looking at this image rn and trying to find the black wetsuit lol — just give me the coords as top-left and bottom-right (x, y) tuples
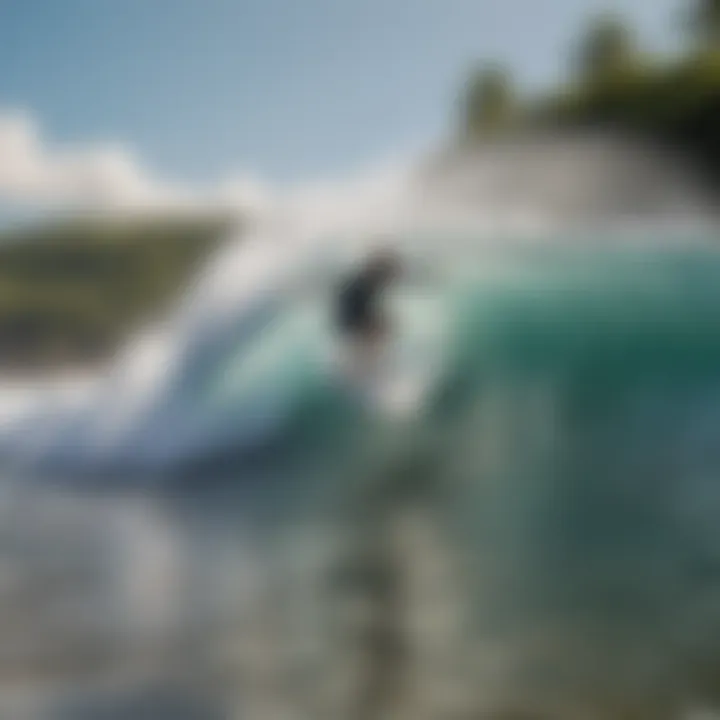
(336, 267), (386, 337)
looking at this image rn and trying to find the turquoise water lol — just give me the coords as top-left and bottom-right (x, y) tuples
(417, 247), (720, 713)
(209, 244), (720, 714)
(6, 242), (720, 717)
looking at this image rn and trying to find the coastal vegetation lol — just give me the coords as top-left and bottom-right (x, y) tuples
(460, 1), (720, 188)
(0, 215), (229, 371)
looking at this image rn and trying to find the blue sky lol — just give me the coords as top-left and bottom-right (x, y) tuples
(0, 0), (683, 186)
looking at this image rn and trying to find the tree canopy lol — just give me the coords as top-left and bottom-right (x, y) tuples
(689, 0), (720, 49)
(575, 15), (638, 84)
(461, 64), (515, 137)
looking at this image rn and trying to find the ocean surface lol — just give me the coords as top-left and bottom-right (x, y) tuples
(0, 235), (719, 718)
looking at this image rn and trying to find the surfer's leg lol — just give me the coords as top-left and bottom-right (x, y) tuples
(362, 327), (389, 377)
(342, 334), (374, 386)
(339, 318), (389, 396)
(367, 319), (392, 373)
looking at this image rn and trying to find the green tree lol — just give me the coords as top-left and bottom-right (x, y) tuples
(576, 15), (637, 83)
(461, 64), (515, 137)
(689, 0), (720, 48)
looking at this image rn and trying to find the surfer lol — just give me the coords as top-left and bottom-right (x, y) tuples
(335, 247), (401, 384)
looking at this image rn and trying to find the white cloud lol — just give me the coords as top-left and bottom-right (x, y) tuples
(0, 108), (444, 252)
(0, 109), (273, 215)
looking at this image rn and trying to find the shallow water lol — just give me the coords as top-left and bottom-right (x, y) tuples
(2, 241), (720, 718)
